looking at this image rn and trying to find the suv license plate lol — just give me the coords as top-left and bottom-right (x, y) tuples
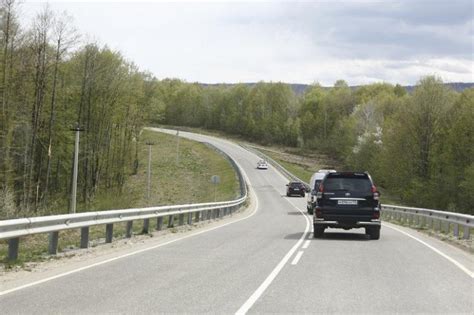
(338, 200), (358, 205)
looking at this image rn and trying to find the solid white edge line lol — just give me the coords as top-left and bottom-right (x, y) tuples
(383, 223), (474, 278)
(302, 240), (311, 249)
(235, 198), (310, 315)
(291, 251), (304, 265)
(0, 153), (260, 297)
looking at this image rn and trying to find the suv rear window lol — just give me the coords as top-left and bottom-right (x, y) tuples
(290, 182), (303, 188)
(324, 173), (372, 193)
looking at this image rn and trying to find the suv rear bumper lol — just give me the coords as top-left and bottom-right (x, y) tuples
(314, 218), (381, 227)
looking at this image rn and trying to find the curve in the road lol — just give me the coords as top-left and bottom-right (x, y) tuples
(0, 128), (472, 314)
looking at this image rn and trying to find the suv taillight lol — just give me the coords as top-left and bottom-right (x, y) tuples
(372, 185), (379, 200)
(316, 184), (324, 198)
(373, 210), (380, 219)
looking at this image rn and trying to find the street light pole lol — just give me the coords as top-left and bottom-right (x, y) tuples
(146, 141), (155, 201)
(176, 129), (180, 164)
(70, 123), (84, 214)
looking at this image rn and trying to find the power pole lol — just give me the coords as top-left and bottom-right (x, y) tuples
(70, 123), (84, 214)
(146, 141), (155, 202)
(211, 175), (220, 202)
(176, 129), (180, 164)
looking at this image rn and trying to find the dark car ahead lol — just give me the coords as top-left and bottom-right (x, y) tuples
(313, 172), (381, 239)
(286, 181), (306, 197)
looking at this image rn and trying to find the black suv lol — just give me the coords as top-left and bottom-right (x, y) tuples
(286, 181), (306, 197)
(313, 172), (381, 239)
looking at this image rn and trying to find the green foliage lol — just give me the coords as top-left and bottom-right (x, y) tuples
(1, 1), (473, 216)
(0, 4), (155, 218)
(155, 75), (472, 214)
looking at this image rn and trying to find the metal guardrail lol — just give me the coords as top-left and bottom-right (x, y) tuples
(381, 205), (473, 239)
(244, 145), (473, 240)
(0, 142), (248, 261)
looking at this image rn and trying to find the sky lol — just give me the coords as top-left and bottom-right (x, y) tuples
(20, 0), (474, 86)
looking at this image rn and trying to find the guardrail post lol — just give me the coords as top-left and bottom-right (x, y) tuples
(80, 227), (89, 248)
(195, 211), (200, 223)
(48, 231), (59, 255)
(187, 213), (193, 225)
(126, 221), (133, 238)
(106, 224), (114, 243)
(168, 215), (174, 228)
(207, 210), (211, 221)
(453, 224), (459, 238)
(8, 237), (20, 261)
(463, 226), (470, 240)
(419, 216), (425, 229)
(142, 219), (150, 234)
(157, 217), (163, 231)
(179, 213), (184, 226)
(442, 221), (450, 234)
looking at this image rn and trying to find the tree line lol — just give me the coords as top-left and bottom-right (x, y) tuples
(154, 78), (473, 215)
(0, 1), (156, 218)
(1, 0), (472, 218)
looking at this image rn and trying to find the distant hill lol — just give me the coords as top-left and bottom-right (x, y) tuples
(201, 82), (474, 95)
(403, 82), (474, 93)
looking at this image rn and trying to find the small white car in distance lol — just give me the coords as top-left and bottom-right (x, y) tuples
(257, 159), (269, 169)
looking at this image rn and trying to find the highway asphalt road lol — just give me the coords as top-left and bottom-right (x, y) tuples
(1, 128), (473, 314)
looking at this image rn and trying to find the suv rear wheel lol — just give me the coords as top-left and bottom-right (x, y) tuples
(313, 225), (325, 238)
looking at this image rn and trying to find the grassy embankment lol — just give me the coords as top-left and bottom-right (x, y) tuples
(0, 130), (239, 266)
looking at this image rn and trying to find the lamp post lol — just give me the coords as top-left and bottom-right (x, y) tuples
(70, 123), (84, 214)
(176, 129), (180, 164)
(146, 141), (155, 201)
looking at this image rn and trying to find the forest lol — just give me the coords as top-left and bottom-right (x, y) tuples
(1, 1), (473, 218)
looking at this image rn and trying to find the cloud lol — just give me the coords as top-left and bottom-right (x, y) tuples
(20, 0), (473, 85)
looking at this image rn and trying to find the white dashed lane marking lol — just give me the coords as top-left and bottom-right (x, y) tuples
(302, 240), (310, 249)
(291, 251), (304, 265)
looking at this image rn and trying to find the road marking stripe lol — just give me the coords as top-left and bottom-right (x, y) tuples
(0, 160), (260, 297)
(384, 223), (474, 278)
(291, 251), (304, 265)
(235, 199), (310, 315)
(302, 240), (311, 249)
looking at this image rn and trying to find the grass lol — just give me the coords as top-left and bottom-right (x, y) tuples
(0, 130), (239, 266)
(258, 148), (315, 183)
